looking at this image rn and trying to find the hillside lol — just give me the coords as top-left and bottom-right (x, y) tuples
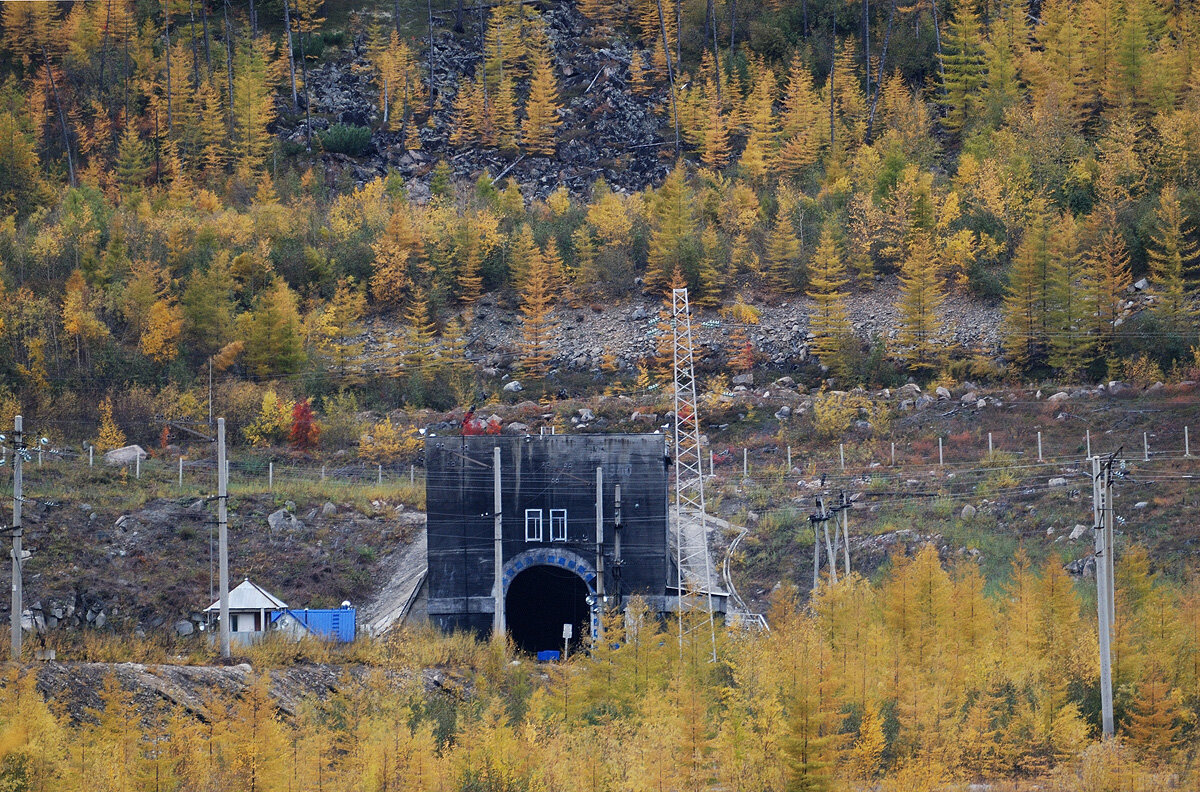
(0, 0), (1199, 787)
(15, 375), (1200, 648)
(0, 0), (1196, 442)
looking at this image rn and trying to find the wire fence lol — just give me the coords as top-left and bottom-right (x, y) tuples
(5, 415), (1197, 508)
(0, 448), (428, 501)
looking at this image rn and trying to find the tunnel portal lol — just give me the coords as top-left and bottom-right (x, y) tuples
(505, 565), (590, 655)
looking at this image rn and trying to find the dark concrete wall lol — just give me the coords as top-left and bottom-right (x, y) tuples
(425, 434), (670, 635)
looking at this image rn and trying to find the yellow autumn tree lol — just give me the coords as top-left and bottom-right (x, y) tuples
(314, 277), (367, 379)
(895, 233), (945, 372)
(519, 241), (557, 379)
(371, 202), (426, 307)
(807, 225), (855, 380)
(140, 298), (183, 363)
(522, 49), (561, 156)
(95, 396), (126, 451)
(243, 389), (296, 447)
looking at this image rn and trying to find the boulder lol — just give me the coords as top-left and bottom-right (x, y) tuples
(898, 383), (921, 395)
(1133, 501), (1149, 510)
(175, 620), (195, 637)
(960, 504), (977, 521)
(1147, 381), (1165, 393)
(774, 406), (792, 421)
(936, 386), (952, 400)
(1133, 278), (1149, 291)
(1107, 380), (1127, 394)
(267, 509), (303, 533)
(631, 306), (650, 320)
(1069, 524), (1089, 540)
(103, 445), (147, 466)
(774, 376), (796, 388)
(321, 502), (337, 516)
(1065, 556), (1097, 577)
(577, 408), (595, 422)
(631, 412), (658, 424)
(505, 422), (529, 434)
(731, 373), (754, 387)
(961, 391), (979, 404)
(503, 381), (523, 393)
(1047, 391), (1069, 404)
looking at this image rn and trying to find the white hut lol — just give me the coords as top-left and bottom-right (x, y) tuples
(204, 579), (288, 644)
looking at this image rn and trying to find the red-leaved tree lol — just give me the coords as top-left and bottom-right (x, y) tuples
(289, 399), (321, 450)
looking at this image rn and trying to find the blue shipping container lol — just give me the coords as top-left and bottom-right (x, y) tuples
(273, 608), (356, 642)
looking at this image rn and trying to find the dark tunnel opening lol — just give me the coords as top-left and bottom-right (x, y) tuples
(505, 565), (590, 656)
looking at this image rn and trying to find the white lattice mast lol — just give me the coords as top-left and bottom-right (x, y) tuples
(671, 287), (718, 663)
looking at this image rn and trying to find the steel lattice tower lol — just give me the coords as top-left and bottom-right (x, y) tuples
(671, 288), (717, 663)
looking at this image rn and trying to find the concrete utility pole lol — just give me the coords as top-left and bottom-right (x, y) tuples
(595, 466), (605, 604)
(217, 418), (230, 659)
(840, 491), (850, 576)
(613, 485), (622, 609)
(823, 500), (837, 585)
(493, 446), (504, 640)
(10, 416), (23, 661)
(1092, 455), (1115, 738)
(811, 497), (825, 591)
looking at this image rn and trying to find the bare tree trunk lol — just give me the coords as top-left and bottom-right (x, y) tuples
(43, 48), (76, 187)
(164, 13), (174, 133)
(249, 0), (257, 38)
(189, 0), (202, 88)
(708, 0), (721, 103)
(865, 0), (896, 142)
(931, 0), (945, 88)
(863, 0), (870, 101)
(653, 0), (681, 155)
(803, 0), (809, 38)
(300, 28), (312, 151)
(99, 0), (112, 94)
(675, 0), (681, 73)
(427, 0), (436, 115)
(284, 0), (299, 110)
(454, 0), (465, 34)
(829, 36), (835, 158)
(395, 0), (403, 35)
(200, 0), (211, 70)
(123, 29), (131, 124)
(223, 0), (235, 136)
(729, 0), (736, 50)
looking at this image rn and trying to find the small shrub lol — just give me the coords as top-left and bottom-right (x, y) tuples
(319, 124), (372, 156)
(1122, 353), (1165, 388)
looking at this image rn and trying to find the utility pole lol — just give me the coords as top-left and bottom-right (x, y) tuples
(822, 499), (837, 585)
(595, 466), (605, 605)
(1092, 454), (1116, 738)
(217, 418), (230, 659)
(10, 416), (23, 661)
(840, 491), (850, 576)
(810, 497), (824, 591)
(613, 485), (622, 610)
(493, 446), (504, 641)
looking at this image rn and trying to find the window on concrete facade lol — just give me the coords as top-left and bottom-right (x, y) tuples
(550, 509), (567, 541)
(525, 509), (543, 541)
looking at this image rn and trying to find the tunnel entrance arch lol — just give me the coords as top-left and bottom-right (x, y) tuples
(501, 549), (597, 655)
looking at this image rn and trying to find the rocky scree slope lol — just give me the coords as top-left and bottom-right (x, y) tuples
(282, 2), (671, 198)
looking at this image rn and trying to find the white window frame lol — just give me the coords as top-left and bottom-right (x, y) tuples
(550, 509), (567, 542)
(525, 509), (543, 542)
